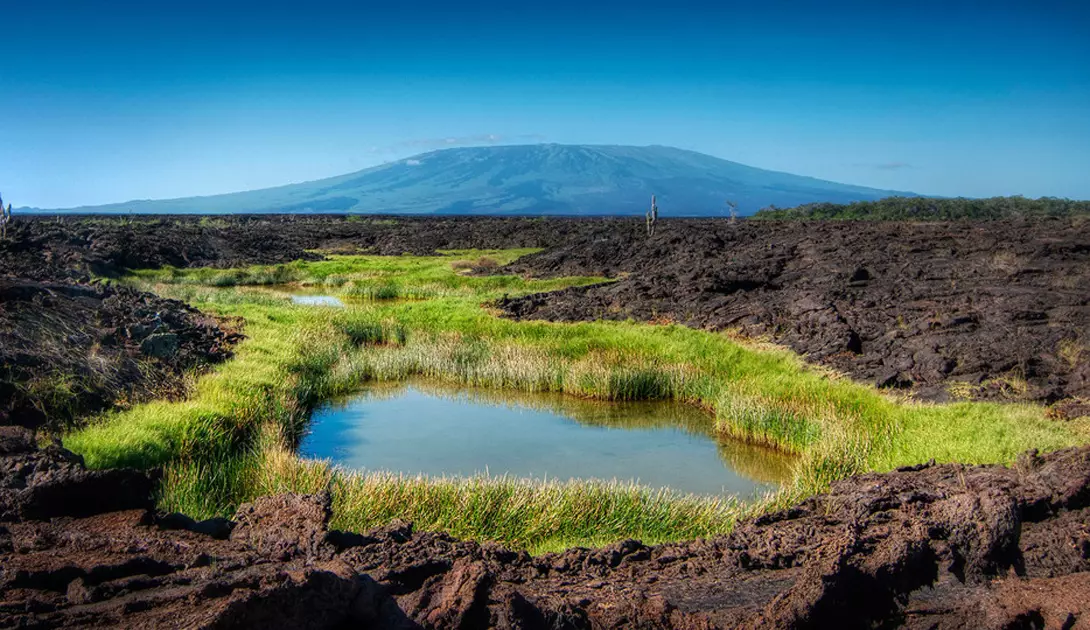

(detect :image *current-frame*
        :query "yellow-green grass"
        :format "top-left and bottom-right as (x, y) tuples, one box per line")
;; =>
(159, 433), (752, 554)
(126, 248), (597, 298)
(64, 250), (1090, 552)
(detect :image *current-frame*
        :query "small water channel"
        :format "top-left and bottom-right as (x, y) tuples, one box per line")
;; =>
(249, 284), (418, 307)
(301, 381), (795, 497)
(260, 285), (346, 306)
(289, 293), (345, 306)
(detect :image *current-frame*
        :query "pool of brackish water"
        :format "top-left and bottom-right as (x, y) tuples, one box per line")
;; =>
(259, 285), (346, 306)
(289, 293), (344, 306)
(251, 284), (415, 307)
(300, 381), (796, 497)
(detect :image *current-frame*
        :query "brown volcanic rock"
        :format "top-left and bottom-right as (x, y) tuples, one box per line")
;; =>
(498, 218), (1090, 405)
(231, 492), (336, 561)
(2, 213), (1090, 627)
(0, 214), (614, 281)
(4, 437), (1089, 628)
(0, 427), (156, 522)
(4, 215), (1086, 405)
(0, 278), (240, 429)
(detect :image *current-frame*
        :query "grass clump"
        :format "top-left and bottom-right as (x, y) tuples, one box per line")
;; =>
(338, 318), (407, 347)
(343, 281), (407, 300)
(451, 256), (501, 272)
(245, 440), (749, 554)
(607, 368), (674, 401)
(133, 250), (606, 303)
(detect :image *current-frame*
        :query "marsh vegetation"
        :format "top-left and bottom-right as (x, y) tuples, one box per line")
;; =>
(63, 248), (1089, 552)
(301, 379), (794, 496)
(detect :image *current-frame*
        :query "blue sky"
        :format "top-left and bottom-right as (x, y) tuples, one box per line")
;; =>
(2, 0), (1088, 208)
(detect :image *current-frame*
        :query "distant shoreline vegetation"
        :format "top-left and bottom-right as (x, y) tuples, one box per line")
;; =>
(753, 196), (1090, 221)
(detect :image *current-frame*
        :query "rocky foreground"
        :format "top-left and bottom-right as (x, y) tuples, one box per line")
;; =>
(2, 425), (1088, 629)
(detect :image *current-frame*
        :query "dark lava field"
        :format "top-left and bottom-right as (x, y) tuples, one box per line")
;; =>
(2, 214), (1089, 628)
(4, 424), (1089, 628)
(6, 214), (1088, 406)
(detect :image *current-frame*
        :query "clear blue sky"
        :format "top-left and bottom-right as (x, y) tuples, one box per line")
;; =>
(2, 0), (1088, 208)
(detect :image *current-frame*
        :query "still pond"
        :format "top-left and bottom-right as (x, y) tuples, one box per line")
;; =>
(301, 381), (795, 497)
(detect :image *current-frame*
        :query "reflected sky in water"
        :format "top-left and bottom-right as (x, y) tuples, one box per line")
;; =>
(301, 381), (795, 497)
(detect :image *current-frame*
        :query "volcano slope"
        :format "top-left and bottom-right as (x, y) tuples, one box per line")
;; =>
(3, 426), (1090, 629)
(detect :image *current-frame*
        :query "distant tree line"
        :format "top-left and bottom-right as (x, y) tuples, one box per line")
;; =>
(753, 196), (1090, 221)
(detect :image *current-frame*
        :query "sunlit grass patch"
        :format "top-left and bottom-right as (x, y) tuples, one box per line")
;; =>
(66, 248), (1089, 551)
(236, 439), (757, 554)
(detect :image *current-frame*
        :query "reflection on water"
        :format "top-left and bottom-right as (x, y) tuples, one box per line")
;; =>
(241, 284), (346, 306)
(290, 293), (345, 306)
(301, 380), (796, 497)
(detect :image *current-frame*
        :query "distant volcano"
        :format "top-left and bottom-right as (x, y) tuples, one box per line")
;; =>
(43, 144), (915, 215)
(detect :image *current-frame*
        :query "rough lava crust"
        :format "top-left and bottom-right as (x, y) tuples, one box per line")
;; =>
(2, 426), (1088, 629)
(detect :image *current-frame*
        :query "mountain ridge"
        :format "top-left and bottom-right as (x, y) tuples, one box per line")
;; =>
(27, 144), (917, 215)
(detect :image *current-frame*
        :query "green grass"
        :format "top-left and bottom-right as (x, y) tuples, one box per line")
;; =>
(129, 249), (597, 298)
(64, 249), (1090, 552)
(753, 195), (1090, 220)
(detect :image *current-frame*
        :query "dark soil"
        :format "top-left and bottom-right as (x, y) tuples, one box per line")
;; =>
(0, 278), (240, 429)
(3, 426), (1089, 629)
(498, 218), (1090, 406)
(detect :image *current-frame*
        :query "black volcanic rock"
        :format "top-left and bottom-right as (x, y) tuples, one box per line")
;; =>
(3, 433), (1090, 628)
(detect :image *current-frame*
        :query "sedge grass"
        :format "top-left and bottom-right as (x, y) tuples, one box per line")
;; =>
(64, 250), (1090, 551)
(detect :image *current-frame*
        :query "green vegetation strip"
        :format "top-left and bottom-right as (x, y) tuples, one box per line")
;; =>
(65, 249), (1090, 553)
(753, 195), (1090, 221)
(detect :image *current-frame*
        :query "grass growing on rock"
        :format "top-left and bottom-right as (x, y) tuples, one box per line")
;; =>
(65, 249), (1090, 552)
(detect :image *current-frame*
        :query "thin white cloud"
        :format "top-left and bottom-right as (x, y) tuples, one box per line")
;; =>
(854, 161), (913, 171)
(357, 134), (549, 168)
(365, 133), (547, 156)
